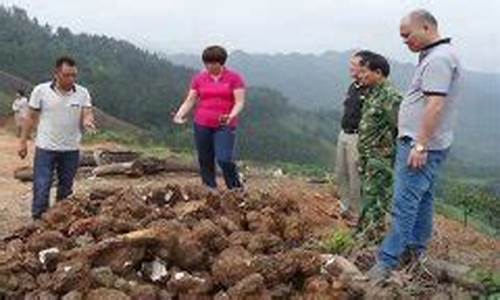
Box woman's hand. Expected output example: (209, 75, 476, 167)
(173, 112, 188, 124)
(219, 114, 233, 126)
(173, 90, 198, 125)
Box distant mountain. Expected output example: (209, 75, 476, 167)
(168, 51, 500, 171)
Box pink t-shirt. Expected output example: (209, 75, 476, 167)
(190, 68, 245, 128)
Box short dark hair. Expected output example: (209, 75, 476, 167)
(55, 56, 77, 69)
(360, 53, 391, 77)
(353, 50, 376, 62)
(202, 46, 228, 65)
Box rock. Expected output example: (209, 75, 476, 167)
(322, 254, 364, 279)
(91, 266, 117, 288)
(157, 289, 174, 300)
(291, 250, 323, 277)
(227, 273, 270, 299)
(174, 200, 212, 220)
(172, 235, 208, 271)
(25, 290, 58, 300)
(215, 216, 241, 234)
(0, 272, 19, 290)
(191, 219, 229, 253)
(15, 271, 37, 293)
(129, 284, 158, 300)
(213, 291, 230, 300)
(85, 288, 131, 300)
(228, 231, 252, 248)
(23, 252, 44, 275)
(268, 283, 293, 299)
(27, 230, 67, 252)
(304, 275, 331, 293)
(50, 259, 91, 294)
(252, 254, 297, 286)
(62, 290, 84, 300)
(93, 245, 146, 275)
(166, 270, 213, 296)
(246, 210, 279, 234)
(140, 258, 169, 283)
(211, 246, 255, 288)
(113, 277, 132, 292)
(38, 247, 60, 271)
(247, 233, 283, 254)
(281, 215, 306, 242)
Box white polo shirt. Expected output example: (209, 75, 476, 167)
(29, 82, 92, 151)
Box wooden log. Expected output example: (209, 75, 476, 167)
(92, 162, 135, 177)
(15, 156, 200, 181)
(92, 157, 199, 178)
(13, 166, 34, 182)
(79, 150, 140, 167)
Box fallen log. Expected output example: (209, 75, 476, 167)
(79, 150, 140, 167)
(92, 157, 199, 177)
(92, 162, 135, 177)
(13, 166, 33, 182)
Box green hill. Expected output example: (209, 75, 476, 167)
(0, 6, 339, 167)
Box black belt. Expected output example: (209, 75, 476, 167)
(343, 128, 359, 134)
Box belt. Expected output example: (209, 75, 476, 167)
(343, 128, 359, 134)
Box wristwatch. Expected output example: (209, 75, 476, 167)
(414, 143, 427, 153)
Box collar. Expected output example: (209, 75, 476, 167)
(422, 38, 451, 52)
(206, 68, 228, 82)
(50, 81, 76, 93)
(419, 38, 451, 62)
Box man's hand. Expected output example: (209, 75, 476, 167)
(407, 147, 428, 169)
(83, 119, 97, 135)
(18, 139, 28, 159)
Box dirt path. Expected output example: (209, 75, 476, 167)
(0, 130, 32, 236)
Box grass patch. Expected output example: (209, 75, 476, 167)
(321, 229, 355, 255)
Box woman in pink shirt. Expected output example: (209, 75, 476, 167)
(173, 46, 246, 190)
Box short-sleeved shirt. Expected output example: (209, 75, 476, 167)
(12, 97, 30, 118)
(398, 38, 462, 150)
(190, 68, 245, 128)
(29, 82, 92, 151)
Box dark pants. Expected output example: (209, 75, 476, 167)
(32, 147, 80, 219)
(194, 124, 242, 189)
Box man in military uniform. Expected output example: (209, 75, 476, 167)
(356, 53, 402, 242)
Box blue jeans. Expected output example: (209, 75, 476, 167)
(32, 147, 80, 219)
(378, 137, 448, 268)
(194, 124, 242, 189)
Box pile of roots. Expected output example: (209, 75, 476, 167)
(0, 184, 370, 299)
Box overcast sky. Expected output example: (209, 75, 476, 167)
(1, 0, 499, 73)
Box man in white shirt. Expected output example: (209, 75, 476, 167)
(18, 56, 96, 219)
(11, 90, 29, 137)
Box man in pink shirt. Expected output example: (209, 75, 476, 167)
(173, 45, 246, 190)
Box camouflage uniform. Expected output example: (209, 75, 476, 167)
(357, 80, 402, 242)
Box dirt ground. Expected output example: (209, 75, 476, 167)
(0, 127, 498, 273)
